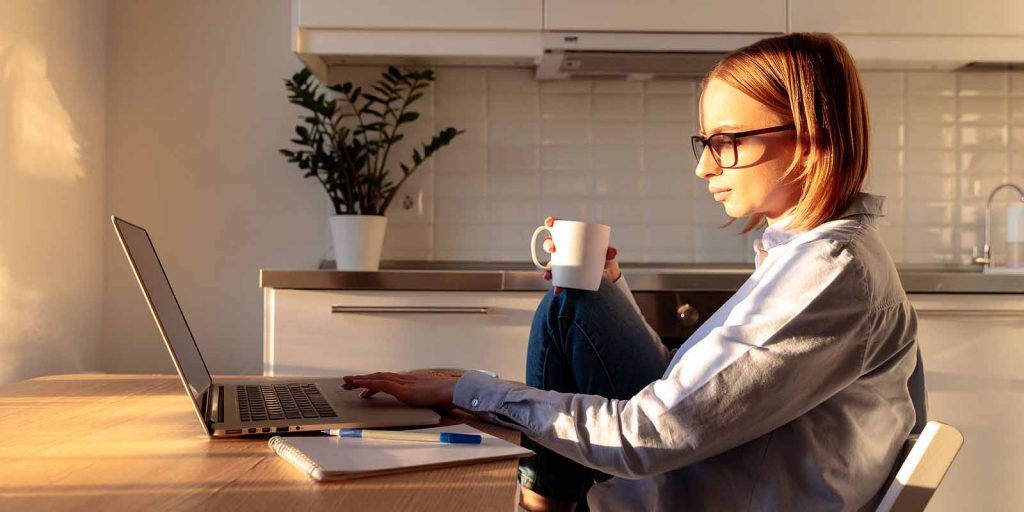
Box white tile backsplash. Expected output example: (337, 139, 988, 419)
(489, 94, 540, 120)
(860, 72, 904, 97)
(958, 73, 1007, 97)
(1011, 73, 1024, 96)
(593, 94, 644, 120)
(354, 67, 1024, 264)
(904, 149, 955, 175)
(437, 93, 486, 120)
(906, 72, 956, 96)
(489, 120, 540, 146)
(958, 97, 1007, 123)
(435, 68, 487, 93)
(593, 169, 641, 197)
(540, 94, 590, 120)
(906, 96, 955, 123)
(540, 145, 590, 171)
(1010, 99, 1024, 124)
(643, 94, 695, 121)
(904, 124, 956, 149)
(541, 120, 592, 145)
(594, 121, 643, 146)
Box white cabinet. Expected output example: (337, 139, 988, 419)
(544, 0, 786, 33)
(790, 0, 1024, 37)
(264, 288, 545, 383)
(910, 294, 1024, 512)
(293, 0, 543, 31)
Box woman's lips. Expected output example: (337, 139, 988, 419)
(710, 188, 732, 202)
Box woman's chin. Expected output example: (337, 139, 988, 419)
(721, 202, 747, 218)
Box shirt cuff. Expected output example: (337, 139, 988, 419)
(453, 370, 513, 413)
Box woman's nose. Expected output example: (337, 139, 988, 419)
(694, 147, 721, 180)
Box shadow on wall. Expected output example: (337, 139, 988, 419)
(0, 36, 86, 384)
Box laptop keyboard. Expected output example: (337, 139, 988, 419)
(237, 383, 337, 422)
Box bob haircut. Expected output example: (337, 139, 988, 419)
(703, 32, 869, 233)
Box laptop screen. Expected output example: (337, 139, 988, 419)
(112, 217, 212, 406)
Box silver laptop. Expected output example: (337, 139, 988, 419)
(112, 216, 441, 437)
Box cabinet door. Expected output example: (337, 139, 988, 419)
(294, 0, 543, 31)
(910, 294, 1024, 512)
(544, 0, 785, 33)
(265, 289, 544, 383)
(790, 0, 1024, 37)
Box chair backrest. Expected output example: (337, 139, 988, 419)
(875, 421, 964, 512)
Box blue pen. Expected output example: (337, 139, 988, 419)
(323, 428, 482, 444)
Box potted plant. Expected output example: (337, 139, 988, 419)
(280, 67, 463, 270)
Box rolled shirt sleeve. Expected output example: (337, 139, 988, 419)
(453, 238, 875, 479)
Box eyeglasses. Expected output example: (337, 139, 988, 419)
(690, 124, 796, 168)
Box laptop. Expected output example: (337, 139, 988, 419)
(111, 216, 441, 437)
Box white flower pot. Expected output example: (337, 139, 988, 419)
(328, 215, 388, 271)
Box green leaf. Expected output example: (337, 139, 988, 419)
(372, 84, 395, 98)
(398, 112, 419, 123)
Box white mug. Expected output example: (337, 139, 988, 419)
(531, 220, 611, 291)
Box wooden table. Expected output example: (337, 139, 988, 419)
(0, 374, 521, 511)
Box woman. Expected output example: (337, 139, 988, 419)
(343, 33, 925, 511)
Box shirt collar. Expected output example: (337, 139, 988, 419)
(758, 192, 886, 252)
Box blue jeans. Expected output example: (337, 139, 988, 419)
(517, 278, 669, 507)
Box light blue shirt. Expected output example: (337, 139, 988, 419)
(453, 192, 922, 511)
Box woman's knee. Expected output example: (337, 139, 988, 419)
(530, 278, 630, 345)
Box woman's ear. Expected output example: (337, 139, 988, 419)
(798, 129, 812, 156)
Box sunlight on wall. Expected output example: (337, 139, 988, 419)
(0, 265, 44, 383)
(0, 38, 83, 182)
(0, 33, 91, 385)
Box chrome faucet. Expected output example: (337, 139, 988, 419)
(972, 182, 1024, 270)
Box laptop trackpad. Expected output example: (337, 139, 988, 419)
(326, 385, 442, 428)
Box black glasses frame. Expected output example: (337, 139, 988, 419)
(691, 124, 796, 168)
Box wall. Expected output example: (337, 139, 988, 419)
(104, 0, 322, 375)
(0, 0, 108, 385)
(102, 1, 1024, 376)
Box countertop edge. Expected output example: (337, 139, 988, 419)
(260, 268, 1024, 294)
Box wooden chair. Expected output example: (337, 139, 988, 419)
(875, 421, 964, 512)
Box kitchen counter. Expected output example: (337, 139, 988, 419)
(260, 262, 1024, 294)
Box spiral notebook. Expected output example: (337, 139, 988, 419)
(269, 423, 534, 481)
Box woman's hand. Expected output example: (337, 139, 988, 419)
(542, 216, 622, 295)
(341, 372, 460, 412)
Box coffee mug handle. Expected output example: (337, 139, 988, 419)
(531, 225, 552, 270)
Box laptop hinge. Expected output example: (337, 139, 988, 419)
(200, 387, 213, 431)
(214, 385, 225, 423)
(206, 385, 225, 427)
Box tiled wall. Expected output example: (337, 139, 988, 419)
(332, 67, 1024, 265)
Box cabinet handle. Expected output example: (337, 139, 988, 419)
(331, 305, 489, 314)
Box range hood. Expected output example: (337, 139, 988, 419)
(293, 24, 778, 83)
(535, 32, 773, 80)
